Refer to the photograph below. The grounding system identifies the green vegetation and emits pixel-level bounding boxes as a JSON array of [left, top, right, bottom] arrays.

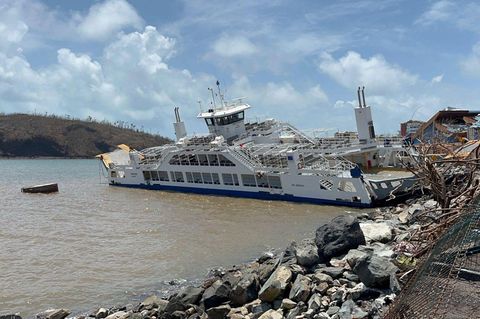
[[0, 113, 171, 157]]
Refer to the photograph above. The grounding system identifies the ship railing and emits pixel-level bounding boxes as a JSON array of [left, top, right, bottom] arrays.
[[280, 122, 316, 144], [229, 147, 263, 171]]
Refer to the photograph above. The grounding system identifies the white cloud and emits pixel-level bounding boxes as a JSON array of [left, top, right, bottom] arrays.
[[461, 42, 480, 76], [212, 35, 257, 57], [416, 0, 454, 25], [77, 0, 144, 41], [0, 26, 214, 134], [431, 74, 444, 83], [317, 51, 417, 94]]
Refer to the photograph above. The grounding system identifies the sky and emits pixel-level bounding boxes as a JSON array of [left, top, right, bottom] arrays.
[[1, 0, 480, 138]]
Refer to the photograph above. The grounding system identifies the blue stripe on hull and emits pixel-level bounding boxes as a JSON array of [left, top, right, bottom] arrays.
[[110, 183, 371, 208]]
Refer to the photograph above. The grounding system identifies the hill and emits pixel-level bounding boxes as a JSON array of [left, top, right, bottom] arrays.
[[0, 113, 171, 157]]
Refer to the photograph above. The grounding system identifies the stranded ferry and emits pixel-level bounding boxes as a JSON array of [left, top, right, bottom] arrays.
[[98, 85, 414, 207]]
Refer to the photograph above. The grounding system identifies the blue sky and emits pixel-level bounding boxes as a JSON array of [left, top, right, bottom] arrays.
[[1, 0, 480, 138]]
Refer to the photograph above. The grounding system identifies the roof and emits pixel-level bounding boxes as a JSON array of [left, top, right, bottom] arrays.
[[197, 103, 250, 118]]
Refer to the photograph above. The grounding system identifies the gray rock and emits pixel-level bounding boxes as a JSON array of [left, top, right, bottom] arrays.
[[316, 313, 331, 319], [353, 255, 398, 288], [281, 298, 297, 310], [0, 315, 22, 319], [307, 294, 322, 311], [337, 300, 368, 319], [326, 306, 340, 316], [177, 286, 205, 305], [206, 305, 231, 319], [104, 311, 128, 319], [313, 272, 334, 284], [139, 295, 168, 311], [343, 272, 359, 282], [294, 238, 320, 267], [258, 265, 292, 302], [359, 222, 393, 243], [201, 280, 231, 309], [171, 310, 186, 319], [289, 274, 311, 302], [315, 215, 366, 260], [286, 302, 307, 319], [258, 309, 283, 319], [347, 283, 366, 301], [36, 309, 70, 319], [251, 302, 272, 317], [390, 273, 401, 294], [397, 211, 410, 224], [230, 272, 260, 306], [319, 267, 344, 279], [344, 249, 369, 269], [95, 308, 108, 319]]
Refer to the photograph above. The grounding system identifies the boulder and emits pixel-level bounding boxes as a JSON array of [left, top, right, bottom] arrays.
[[280, 298, 297, 310], [36, 309, 70, 319], [313, 272, 333, 284], [230, 272, 260, 306], [319, 267, 344, 279], [337, 299, 368, 319], [353, 255, 398, 288], [95, 308, 108, 319], [206, 305, 231, 319], [315, 215, 366, 260], [201, 280, 231, 309], [307, 294, 322, 311], [294, 239, 320, 267], [397, 211, 410, 224], [104, 312, 128, 319], [139, 295, 168, 311], [289, 274, 311, 302], [359, 222, 393, 243], [176, 285, 205, 305], [258, 309, 283, 319], [251, 302, 272, 318], [315, 282, 329, 294], [286, 302, 307, 319], [258, 266, 292, 302], [344, 249, 369, 269]]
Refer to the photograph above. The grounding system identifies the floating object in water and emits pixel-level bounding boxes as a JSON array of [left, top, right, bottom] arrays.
[[21, 183, 59, 194]]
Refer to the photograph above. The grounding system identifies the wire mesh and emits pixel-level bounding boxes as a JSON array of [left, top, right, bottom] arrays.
[[384, 203, 480, 319]]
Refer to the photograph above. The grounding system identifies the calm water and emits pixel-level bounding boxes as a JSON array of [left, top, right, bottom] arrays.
[[0, 159, 358, 317]]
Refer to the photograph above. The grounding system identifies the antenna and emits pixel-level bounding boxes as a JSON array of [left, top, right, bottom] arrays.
[[208, 87, 216, 109], [197, 100, 203, 113], [216, 80, 226, 107]]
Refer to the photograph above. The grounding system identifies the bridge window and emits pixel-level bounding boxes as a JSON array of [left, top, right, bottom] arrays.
[[222, 173, 233, 185], [214, 111, 245, 126], [185, 172, 193, 183], [212, 173, 220, 184], [256, 174, 269, 188], [151, 171, 159, 181]]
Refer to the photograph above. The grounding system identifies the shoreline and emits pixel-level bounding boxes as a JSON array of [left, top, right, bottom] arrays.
[[7, 194, 448, 319]]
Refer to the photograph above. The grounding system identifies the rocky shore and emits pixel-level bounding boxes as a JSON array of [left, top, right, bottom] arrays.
[[4, 196, 442, 319]]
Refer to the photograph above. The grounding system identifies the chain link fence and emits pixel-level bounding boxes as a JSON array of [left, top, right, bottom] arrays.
[[384, 203, 480, 319]]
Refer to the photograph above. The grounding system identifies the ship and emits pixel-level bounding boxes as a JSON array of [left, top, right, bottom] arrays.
[[98, 85, 415, 207]]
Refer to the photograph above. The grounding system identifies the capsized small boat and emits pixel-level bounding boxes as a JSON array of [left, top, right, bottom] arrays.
[[21, 183, 59, 194]]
